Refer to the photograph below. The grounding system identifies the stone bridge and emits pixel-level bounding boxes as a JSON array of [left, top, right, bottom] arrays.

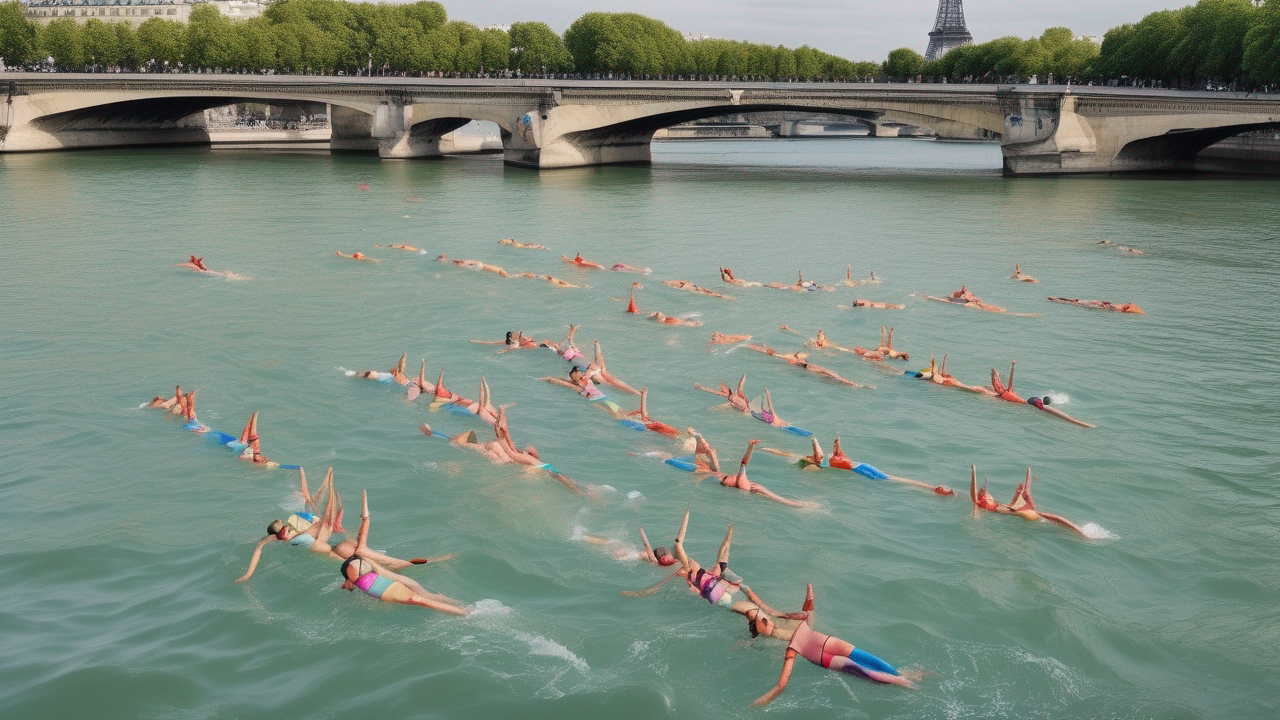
[[2, 74, 1279, 175]]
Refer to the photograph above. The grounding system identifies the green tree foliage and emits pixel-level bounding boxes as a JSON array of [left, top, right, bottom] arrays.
[[82, 18, 121, 67], [0, 0, 39, 66], [509, 21, 570, 73], [1243, 0, 1280, 84], [927, 30, 1099, 82], [38, 18, 84, 69], [187, 4, 247, 69], [137, 18, 186, 67], [883, 47, 924, 78]]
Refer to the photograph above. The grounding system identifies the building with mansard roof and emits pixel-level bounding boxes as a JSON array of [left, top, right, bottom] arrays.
[[22, 0, 264, 26]]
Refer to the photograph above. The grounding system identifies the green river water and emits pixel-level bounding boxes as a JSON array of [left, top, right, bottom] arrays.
[[1, 138, 1278, 719]]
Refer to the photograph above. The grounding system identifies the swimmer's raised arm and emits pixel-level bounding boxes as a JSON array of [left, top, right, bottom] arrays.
[[235, 535, 280, 583], [752, 650, 798, 707]]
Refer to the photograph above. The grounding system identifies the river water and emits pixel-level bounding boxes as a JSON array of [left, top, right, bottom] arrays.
[[2, 138, 1278, 718]]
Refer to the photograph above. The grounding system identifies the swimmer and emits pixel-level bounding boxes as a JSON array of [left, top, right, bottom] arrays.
[[1011, 263, 1039, 283], [751, 583, 915, 706], [340, 552, 468, 615], [359, 353, 411, 385], [374, 243, 420, 252], [651, 311, 703, 327], [404, 359, 437, 400], [1097, 240, 1144, 255], [422, 424, 511, 464], [720, 267, 762, 288], [627, 388, 682, 436], [1048, 297, 1145, 314], [848, 298, 905, 309], [744, 345, 870, 388], [988, 360, 1096, 427], [547, 325, 591, 370], [839, 326, 908, 362], [542, 366, 627, 419], [589, 339, 641, 396], [790, 271, 832, 292], [177, 255, 210, 273], [913, 354, 990, 394], [843, 265, 881, 286], [562, 253, 605, 269], [581, 525, 680, 566], [748, 388, 807, 434], [761, 436, 954, 495], [335, 251, 380, 262], [148, 384, 183, 410], [611, 263, 652, 274], [492, 407, 585, 494], [431, 368, 466, 405], [665, 279, 733, 300], [235, 411, 270, 465], [969, 466, 1086, 536], [927, 286, 1008, 313], [710, 331, 753, 344], [499, 238, 548, 249], [471, 331, 538, 352], [439, 254, 509, 277], [713, 439, 809, 508], [695, 373, 751, 414], [237, 477, 444, 582], [516, 272, 585, 288]]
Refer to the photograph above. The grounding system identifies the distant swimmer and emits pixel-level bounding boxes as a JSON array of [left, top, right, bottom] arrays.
[[762, 436, 954, 495], [847, 299, 904, 309], [516, 272, 585, 288], [751, 583, 916, 707], [627, 283, 703, 325], [912, 354, 989, 394], [581, 525, 679, 566], [374, 243, 420, 251], [818, 326, 908, 362], [843, 265, 881, 286], [627, 388, 682, 436], [1011, 263, 1039, 283], [149, 384, 184, 411], [493, 407, 585, 494], [543, 366, 627, 418], [695, 373, 752, 414], [499, 238, 547, 249], [743, 345, 870, 388], [237, 477, 444, 583], [711, 439, 810, 508], [969, 466, 1086, 537], [720, 267, 762, 287], [234, 411, 272, 465], [335, 251, 380, 262], [358, 353, 411, 385], [471, 331, 539, 354], [178, 255, 209, 272], [563, 253, 605, 269], [747, 388, 810, 435], [435, 254, 509, 277], [927, 285, 1007, 313], [710, 331, 753, 344], [665, 279, 733, 300], [1048, 297, 1144, 314], [611, 263, 652, 274], [1097, 239, 1144, 255], [789, 271, 833, 292]]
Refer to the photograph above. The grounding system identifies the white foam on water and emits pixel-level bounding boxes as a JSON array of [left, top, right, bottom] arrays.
[[136, 402, 148, 409], [510, 629, 590, 673], [569, 524, 587, 542], [1081, 522, 1118, 540], [468, 598, 512, 619], [640, 450, 665, 458], [1046, 392, 1070, 405], [626, 491, 645, 500], [418, 249, 429, 255], [598, 484, 617, 493]]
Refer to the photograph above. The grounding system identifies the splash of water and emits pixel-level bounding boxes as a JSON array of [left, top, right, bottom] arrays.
[[1081, 523, 1118, 540]]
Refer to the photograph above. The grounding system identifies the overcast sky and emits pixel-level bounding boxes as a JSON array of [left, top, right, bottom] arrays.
[[446, 0, 1186, 60]]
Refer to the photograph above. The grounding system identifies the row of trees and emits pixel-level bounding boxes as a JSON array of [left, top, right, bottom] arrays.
[[4, 0, 1279, 86], [0, 1, 876, 79], [881, 0, 1280, 88]]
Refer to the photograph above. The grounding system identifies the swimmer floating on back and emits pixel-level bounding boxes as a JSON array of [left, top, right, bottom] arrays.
[[719, 267, 762, 288], [340, 550, 469, 615], [743, 344, 871, 388], [626, 283, 703, 326], [562, 253, 605, 269], [358, 353, 410, 385], [1097, 240, 1144, 255], [588, 339, 641, 396], [843, 265, 881, 286], [177, 255, 209, 272], [542, 366, 628, 419], [471, 331, 539, 353], [374, 243, 420, 252], [710, 439, 810, 508], [664, 279, 733, 300], [515, 272, 585, 288], [335, 251, 380, 262], [751, 583, 916, 707], [846, 298, 905, 309], [710, 331, 753, 344], [1011, 263, 1039, 283], [499, 238, 547, 249], [969, 466, 1086, 537], [627, 388, 682, 436], [762, 436, 954, 495], [1048, 297, 1144, 314], [986, 361, 1096, 428]]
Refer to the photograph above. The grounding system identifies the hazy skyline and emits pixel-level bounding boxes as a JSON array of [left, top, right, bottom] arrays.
[[447, 0, 1187, 60]]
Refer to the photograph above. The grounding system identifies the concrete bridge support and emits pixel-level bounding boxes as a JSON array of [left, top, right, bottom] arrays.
[[1000, 91, 1280, 175], [0, 91, 212, 151]]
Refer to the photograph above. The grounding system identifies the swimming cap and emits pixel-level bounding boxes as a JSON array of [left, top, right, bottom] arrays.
[[1028, 397, 1045, 409], [1042, 395, 1052, 405], [654, 547, 675, 566], [267, 520, 286, 536]]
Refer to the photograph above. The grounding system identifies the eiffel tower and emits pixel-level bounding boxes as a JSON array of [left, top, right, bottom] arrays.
[[924, 0, 973, 61]]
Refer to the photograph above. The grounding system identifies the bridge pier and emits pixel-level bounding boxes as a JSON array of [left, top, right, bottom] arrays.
[[503, 109, 652, 169], [328, 104, 378, 153]]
